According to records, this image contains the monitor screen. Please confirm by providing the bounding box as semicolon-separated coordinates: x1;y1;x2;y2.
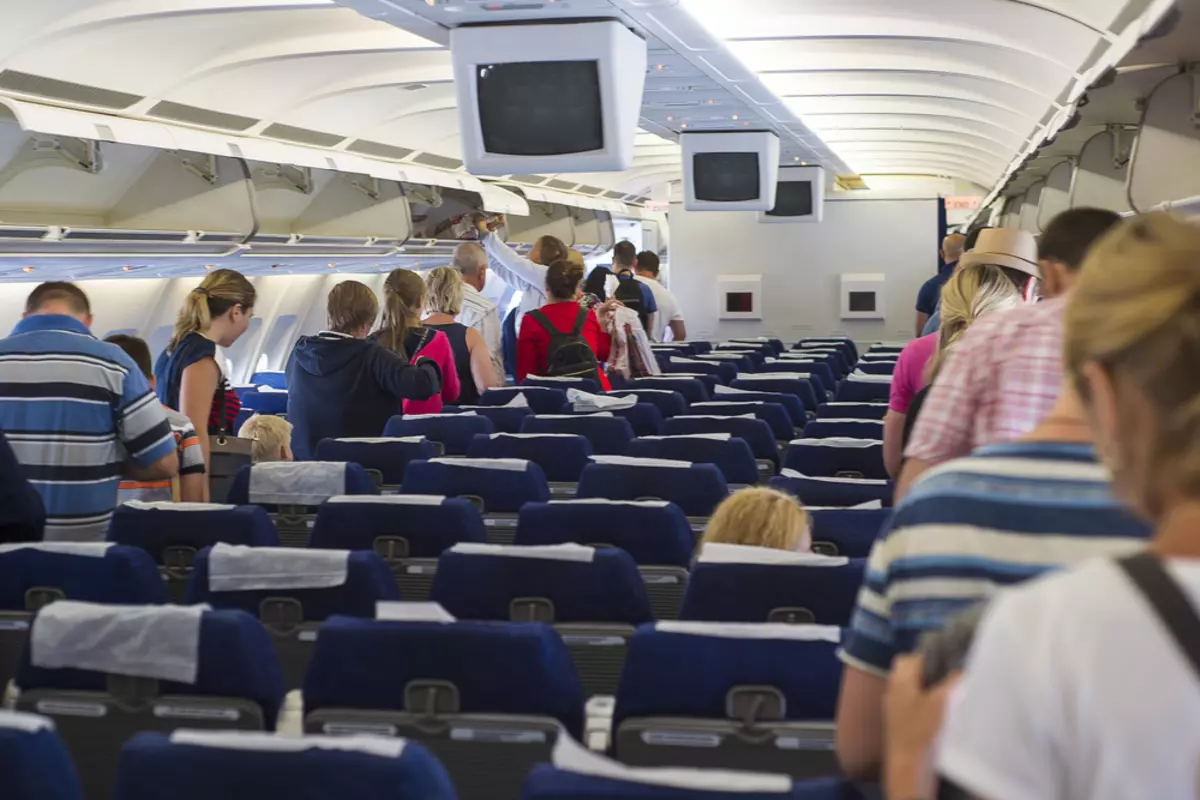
725;292;755;313
849;291;876;313
766;181;815;217
693;152;761;202
477;61;604;156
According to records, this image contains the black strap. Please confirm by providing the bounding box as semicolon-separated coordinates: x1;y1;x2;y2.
570;307;588;336
527;309;560;338
1118;551;1200;681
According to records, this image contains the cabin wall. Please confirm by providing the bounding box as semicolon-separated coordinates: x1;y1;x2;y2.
668;198;939;343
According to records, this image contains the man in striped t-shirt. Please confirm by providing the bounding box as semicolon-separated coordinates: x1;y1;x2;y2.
832;385;1151;781
0;283;178;541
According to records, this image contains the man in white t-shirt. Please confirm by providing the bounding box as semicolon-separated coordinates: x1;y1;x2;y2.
634;251;686;343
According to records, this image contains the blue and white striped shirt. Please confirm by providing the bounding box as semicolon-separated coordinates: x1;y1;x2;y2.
840;441;1151;677
0;315;176;542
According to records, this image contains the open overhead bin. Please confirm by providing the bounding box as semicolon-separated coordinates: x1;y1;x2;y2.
1071;128;1134;214
569;207;616;255
1128;68;1200;212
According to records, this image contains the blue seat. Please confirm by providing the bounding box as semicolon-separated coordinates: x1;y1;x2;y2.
755;363;830;396
689;402;794;442
467;433;593;483
314;438;439;485
784;439;886;479
0;710;83;800
680;551;865;625
227;462;376;507
522;764;859;800
304;617;582;799
401;459;550;514
810;509;889;558
689;341;714;355
770;473;892;508
16;604;286;799
801;420;885;440
521;415;635;456
480;386;569;415
517;501;693;568
796;337;858;362
612;622;844;777
662;416;779;468
250;370;288;390
113;731;455;800
384;414;495;456
731;377;820;416
186;546;399;689
792;344;853;377
0;543;166;609
729;337;785;356
240;390;288;416
629;377;710;404
628;436;760;485
649;343;697;357
767;359;836;393
578;458;728;518
608;390;688;419
695;352;755;374
445;404;533;434
522;376;603;394
663;358;736;385
712;347;766;368
559;401;663;438
232;384;257;401
855;361;896;376
718;341;772;356
835;378;891;404
713;389;806;427
816;403;888;421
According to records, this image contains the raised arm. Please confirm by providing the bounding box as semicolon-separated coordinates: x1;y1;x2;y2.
477;223;548;295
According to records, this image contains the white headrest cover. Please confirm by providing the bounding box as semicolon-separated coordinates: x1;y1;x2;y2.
0;542;114;557
325;494;446;506
590;455;693;469
208;544;350;591
449;542;596;563
429;458;531;472
697;543;849;567
249;462;346;505
655;621;843;642
122;501;237;512
780;469;888;485
376;602;456;623
170;730;405;759
0;709;54;733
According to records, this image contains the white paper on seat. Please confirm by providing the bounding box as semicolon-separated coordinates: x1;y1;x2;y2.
729;337;770;343
325;494;446;506
668;357;707;365
171;730;406;759
549;499;670;508
779;469;888;485
610;388;677;395
122;501;237;512
450;542;596;563
333;437;426;445
713;386;766;397
531;413;615;420
735;372;810;381
590;455;692;469
636;377;704;383
429;457;531;472
0;542;114;557
849;372;894;383
812;419;884;425
673;414;756;421
552;734;792;794
249;462;346;506
503;394;531;408
488;433;579;440
208;544;350;592
697;543;849;567
0;709;54;733
807;500;884;510
656;621;843;642
527;376;595;383
376;602;456;623
402;411;477;420
695;354;746;361
567;389;637;411
31;601;207;684
640;433;732;442
789;437;882;448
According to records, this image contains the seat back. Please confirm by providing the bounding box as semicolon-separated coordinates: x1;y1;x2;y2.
694;352;755;374
383;414;495;456
401;459;550;514
313;438;437;486
578;458;729;518
520;414;635;456
855;361;896;376
522;762;855;800
560;402;664;438
627;436;760;486
729;337;784;356
612;622;843;778
784;439;886;480
113;731;455;800
711;348;766;368
662;416;779;465
755;363;829;396
712;387;806;426
228;462;376;547
663;358;734;385
607;390;688;419
16;603;285;800
467;433;592;483
628;377;710;404
480;386;569;414
769;473;892;508
809;509;889;558
522;376;602;394
249;371;288;390
816;403;888;421
681;545;865;625
517;501;692;568
690;402;794;441
730;377;819;416
768;358;836;392
239;390;288;416
800;420;885;441
444;404;533;434
834;377;892;404
0;710;83;800
304;617;582;800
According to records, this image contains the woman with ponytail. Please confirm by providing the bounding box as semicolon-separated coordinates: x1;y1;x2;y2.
375;268;460;414
154;269;256;487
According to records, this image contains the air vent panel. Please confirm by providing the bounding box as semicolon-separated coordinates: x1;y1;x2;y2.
412;152;464;170
347;140;415;161
0;70;142;110
149;101;259;132
262;124;344;148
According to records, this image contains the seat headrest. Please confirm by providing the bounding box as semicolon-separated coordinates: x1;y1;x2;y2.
695;544;849;567
590;455;693;469
448;543;596;563
205;544;351;591
0;543;165;609
248;462;350;505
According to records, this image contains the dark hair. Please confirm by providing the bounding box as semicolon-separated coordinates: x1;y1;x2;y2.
963;226;990;252
327;280;379;334
546;259;586;301
25;282;90;316
636;250;661;276
583;266;611;302
104;334;152;379
1039;207;1124;272
613;241;637;271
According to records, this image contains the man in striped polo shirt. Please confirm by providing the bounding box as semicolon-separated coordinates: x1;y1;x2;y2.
0;283;178;541
832;384;1152;781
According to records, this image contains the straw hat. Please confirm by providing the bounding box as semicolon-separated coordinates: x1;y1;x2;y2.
958;228;1040;278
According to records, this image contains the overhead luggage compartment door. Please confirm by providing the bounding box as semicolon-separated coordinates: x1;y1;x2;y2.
1071;129;1133;214
1128;71;1200;211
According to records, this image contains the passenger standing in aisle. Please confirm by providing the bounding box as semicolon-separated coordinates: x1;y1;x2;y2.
155;268;256;496
286;280;443;459
451;242;504;380
517;259;613;389
914;233;965;337
474;214;570;331
635;250;687;342
1;282;177;540
424;266;501;405
376;268;460;415
608;241;657;334
0;429;44;543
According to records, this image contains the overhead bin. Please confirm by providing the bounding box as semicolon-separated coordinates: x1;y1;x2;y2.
1071;128;1133;214
1035;161;1074;232
503;197;577;247
569;207;615;255
1019;182;1044;233
1128;70;1200;211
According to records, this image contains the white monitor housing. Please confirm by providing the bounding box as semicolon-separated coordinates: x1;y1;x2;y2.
451;21;647;176
840;273;886;320
717;274;763;320
760;166;826;223
681;132;781;212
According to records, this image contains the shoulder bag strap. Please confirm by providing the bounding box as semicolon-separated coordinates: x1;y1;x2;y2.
571;307;589;336
528;309;560;337
1118;551;1200;681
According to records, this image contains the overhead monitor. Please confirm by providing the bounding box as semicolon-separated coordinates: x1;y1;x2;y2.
681;132;781;212
760;166;826;223
451;21;647;176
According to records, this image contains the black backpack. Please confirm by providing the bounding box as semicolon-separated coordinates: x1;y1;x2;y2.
614;274;651;332
529;307;601;379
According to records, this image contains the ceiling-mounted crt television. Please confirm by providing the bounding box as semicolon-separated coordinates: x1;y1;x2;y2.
451;21;647;176
760;166;826;223
681;132;781;211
